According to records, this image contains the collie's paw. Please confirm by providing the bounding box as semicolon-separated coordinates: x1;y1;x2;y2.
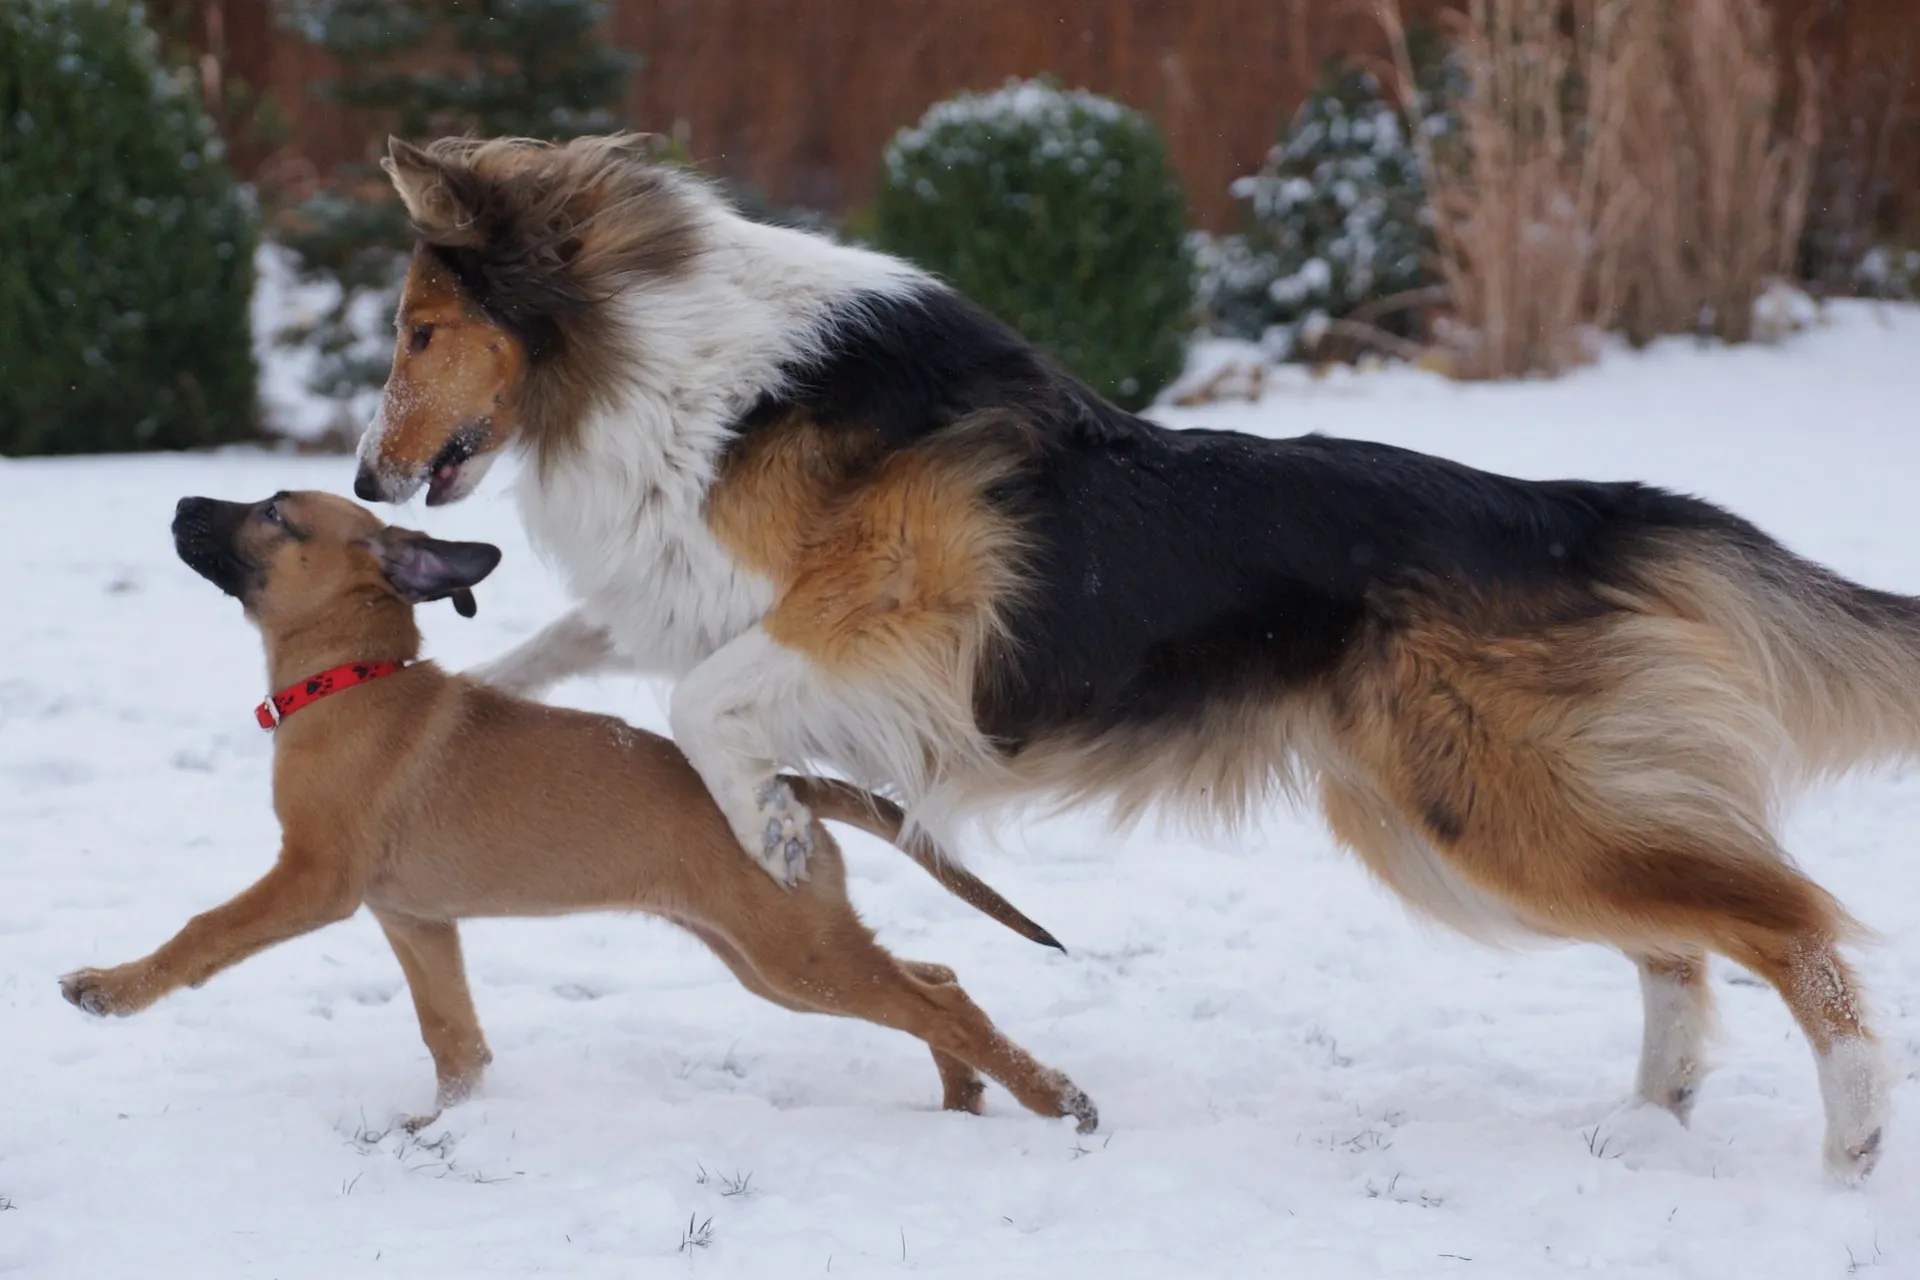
60;966;148;1017
1827;1125;1885;1187
1819;1037;1890;1187
752;779;812;886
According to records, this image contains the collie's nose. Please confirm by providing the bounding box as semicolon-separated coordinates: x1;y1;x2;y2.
353;466;383;502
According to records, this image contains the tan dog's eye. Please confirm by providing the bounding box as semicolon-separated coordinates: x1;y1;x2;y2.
410;324;435;353
260;502;283;526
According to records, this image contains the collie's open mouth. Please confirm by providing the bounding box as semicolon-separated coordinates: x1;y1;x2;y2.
425;458;465;506
422;426;488;506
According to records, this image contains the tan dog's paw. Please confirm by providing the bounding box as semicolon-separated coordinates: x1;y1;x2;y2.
1056;1076;1099;1135
400;1109;443;1135
407;1062;487;1132
60;965;152;1017
943;1077;987;1116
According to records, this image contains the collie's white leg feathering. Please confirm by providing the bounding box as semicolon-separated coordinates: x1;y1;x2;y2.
470;608;631;698
670;627;821;886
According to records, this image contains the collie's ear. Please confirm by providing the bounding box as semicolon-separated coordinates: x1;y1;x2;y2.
370;528;503;617
384;137;474;239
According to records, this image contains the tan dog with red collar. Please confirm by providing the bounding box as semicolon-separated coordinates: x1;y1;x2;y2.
58;490;1096;1133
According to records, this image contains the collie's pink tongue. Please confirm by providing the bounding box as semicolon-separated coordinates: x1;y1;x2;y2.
427;461;458;503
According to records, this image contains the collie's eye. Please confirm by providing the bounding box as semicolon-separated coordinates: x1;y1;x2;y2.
410;324;434;353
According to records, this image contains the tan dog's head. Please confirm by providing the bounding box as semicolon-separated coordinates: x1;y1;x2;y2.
171;491;502;629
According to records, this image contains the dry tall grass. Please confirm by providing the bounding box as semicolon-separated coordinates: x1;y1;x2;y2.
1380;0;1636;378
1381;0;1820;378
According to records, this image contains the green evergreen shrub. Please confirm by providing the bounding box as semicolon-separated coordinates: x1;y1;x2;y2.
0;0;258;455
874;79;1193;411
1192;64;1438;357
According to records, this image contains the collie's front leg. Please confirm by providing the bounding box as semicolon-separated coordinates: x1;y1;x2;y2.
670;626;819;886
471;608;634;697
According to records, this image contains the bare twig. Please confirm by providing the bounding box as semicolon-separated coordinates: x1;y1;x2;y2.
1307;317;1431;364
1343;283;1451;328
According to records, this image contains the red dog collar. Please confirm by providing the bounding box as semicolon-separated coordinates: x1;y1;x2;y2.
256;661;408;730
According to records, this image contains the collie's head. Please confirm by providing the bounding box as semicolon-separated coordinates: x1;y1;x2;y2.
356;134;705;506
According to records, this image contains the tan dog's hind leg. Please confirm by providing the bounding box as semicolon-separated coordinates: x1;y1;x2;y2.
684;922;989;1117
61;850;360;1017
729;916;1094;1132
375;912;492;1128
896;960;988;1116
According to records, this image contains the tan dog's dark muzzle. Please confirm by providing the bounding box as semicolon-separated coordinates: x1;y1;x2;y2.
172;496;257;600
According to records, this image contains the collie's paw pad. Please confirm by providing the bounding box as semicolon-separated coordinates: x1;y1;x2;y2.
752;780;812;886
60;968;135;1017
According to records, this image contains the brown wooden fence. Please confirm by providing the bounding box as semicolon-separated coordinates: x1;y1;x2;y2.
162;0;1917;239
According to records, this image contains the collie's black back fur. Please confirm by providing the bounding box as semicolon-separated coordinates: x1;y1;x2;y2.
734;283;1767;751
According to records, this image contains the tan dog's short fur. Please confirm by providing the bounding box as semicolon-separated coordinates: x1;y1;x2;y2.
59;490;1096;1133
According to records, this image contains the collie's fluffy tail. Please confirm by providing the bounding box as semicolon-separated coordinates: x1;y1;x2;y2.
1647;523;1920;781
784;776;1066;952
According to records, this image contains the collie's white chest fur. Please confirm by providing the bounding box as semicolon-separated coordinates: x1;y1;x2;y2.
515;414;773;677
511;215;924;678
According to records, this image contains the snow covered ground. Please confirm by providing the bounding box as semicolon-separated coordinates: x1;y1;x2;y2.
5;303;1920;1278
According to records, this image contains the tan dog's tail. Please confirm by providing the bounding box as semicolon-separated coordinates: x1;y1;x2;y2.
785;777;1065;952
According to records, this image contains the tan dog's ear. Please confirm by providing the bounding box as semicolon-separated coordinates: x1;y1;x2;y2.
384;137;476;240
370;529;503;618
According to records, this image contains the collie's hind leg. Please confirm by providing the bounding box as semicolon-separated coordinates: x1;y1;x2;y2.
1726;932;1887;1183
1462;825;1881;1180
1339;613;1888;1179
1632;949;1714;1123
1438;815;1882;1179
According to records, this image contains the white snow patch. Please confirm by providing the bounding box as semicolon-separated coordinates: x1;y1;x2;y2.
4;303;1920;1276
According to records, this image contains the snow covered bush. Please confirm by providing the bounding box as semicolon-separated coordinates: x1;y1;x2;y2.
874;79;1192;411
0;0;257;454
1193;66;1436;358
1856;244;1920;301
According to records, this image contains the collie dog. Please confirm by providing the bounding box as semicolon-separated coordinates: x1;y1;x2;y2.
356;134;1899;1178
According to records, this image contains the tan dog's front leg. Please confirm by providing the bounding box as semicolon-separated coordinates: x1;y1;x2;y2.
61;849;360;1017
373;912;491;1128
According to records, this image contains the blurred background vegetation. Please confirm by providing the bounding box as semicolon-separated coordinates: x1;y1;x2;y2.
3;0;1916;452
